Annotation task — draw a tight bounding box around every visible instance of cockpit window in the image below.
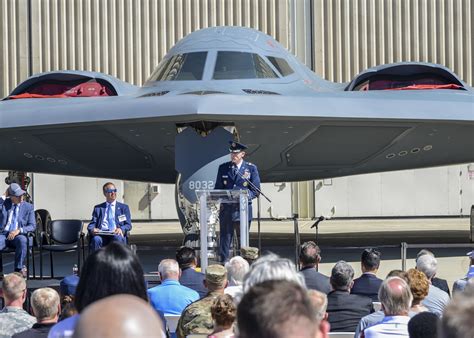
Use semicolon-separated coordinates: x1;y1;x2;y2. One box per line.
267;56;294;76
213;51;278;79
149;52;207;81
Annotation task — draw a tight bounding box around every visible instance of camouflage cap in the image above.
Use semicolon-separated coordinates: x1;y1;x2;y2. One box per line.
241;247;259;260
206;264;227;284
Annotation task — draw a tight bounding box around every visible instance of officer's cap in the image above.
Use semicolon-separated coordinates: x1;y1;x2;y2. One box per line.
241;247;259;260
229;141;248;153
206;264;227;284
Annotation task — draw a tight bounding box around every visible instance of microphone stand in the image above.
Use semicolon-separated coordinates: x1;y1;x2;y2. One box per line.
233;166;272;203
310;216;325;243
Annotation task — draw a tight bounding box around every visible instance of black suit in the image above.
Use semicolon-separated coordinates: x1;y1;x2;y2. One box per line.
300;266;331;294
179;267;207;298
432;277;450;296
327;290;373;332
351;273;383;302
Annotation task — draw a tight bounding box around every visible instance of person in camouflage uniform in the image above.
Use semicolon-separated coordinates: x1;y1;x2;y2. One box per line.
0;272;36;338
176;264;228;338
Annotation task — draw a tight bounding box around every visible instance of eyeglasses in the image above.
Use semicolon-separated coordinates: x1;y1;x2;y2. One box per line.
105;189;117;193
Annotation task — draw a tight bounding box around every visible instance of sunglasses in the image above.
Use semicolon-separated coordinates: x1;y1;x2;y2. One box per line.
105;189;117;193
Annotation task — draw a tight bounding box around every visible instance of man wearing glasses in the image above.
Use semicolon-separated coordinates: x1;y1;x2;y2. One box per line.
87;182;132;251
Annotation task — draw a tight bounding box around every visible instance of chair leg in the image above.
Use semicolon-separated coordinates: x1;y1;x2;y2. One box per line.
0;253;3;276
39;247;43;279
77;246;81;273
31;245;35;279
26;242;29;280
50;251;54;279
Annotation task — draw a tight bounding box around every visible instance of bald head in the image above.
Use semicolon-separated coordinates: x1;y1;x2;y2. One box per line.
73;295;163;338
379;277;413;316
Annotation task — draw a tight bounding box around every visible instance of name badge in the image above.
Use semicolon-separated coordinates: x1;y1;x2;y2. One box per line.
118;215;127;222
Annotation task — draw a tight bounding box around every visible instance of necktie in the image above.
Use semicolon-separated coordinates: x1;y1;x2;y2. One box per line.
107;204;116;231
9;205;19;232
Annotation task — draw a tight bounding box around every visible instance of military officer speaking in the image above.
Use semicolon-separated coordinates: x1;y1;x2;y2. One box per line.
214;141;261;263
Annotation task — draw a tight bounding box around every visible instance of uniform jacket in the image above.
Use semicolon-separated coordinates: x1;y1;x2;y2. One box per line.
214;160;261;201
215;160;261;222
87;201;132;233
176;291;220;338
0;198;36;234
326;290;373;332
351;273;384;302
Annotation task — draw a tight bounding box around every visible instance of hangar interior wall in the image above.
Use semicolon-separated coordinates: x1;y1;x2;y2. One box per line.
0;0;473;220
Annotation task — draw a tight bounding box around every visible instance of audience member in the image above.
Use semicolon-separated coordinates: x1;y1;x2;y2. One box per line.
59;275;79;320
87;182;132;251
363;277;413;337
48;242;148;337
415;254;449;316
12;288;60;338
240;247;259;265
351;248;383;301
72;294;164;338
307;289;328;321
0;272;36;337
242;253;305;295
176;246;207;298
439;285;474;338
299;241;331;294
326;261;372;332
148;259;199;322
406;268;429;313
0;183;36;276
224;256;249;300
407;312;438;338
452;250;474;294
176;264;228;338
355;270;410;337
416;249;450;296
238;280;329;338
208;294;236;338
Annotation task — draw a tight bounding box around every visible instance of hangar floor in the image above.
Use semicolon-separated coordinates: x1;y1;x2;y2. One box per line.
3;217;472;291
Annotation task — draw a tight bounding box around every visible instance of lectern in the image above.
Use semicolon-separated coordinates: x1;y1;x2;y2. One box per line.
196;189;249;271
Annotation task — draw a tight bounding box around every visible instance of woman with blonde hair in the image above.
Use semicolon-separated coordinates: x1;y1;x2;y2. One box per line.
407;268;429;313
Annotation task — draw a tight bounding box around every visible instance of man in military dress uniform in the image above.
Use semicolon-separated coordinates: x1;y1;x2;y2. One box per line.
176;264;228;338
214;141;261;263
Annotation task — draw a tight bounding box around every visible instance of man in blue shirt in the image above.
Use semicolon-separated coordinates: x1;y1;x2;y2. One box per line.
148;259;199;327
214;141;261;263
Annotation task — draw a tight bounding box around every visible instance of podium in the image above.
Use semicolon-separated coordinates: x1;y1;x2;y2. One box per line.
196;189;249;271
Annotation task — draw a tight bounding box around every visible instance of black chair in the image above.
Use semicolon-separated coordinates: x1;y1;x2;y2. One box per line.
0;232;36;279
39;219;85;279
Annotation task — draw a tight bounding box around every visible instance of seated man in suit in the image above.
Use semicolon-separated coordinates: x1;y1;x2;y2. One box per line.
88;182;131;251
326;261;373;332
416;249;450;296
0;183;36;275
176;246;207;298
351;248;384;301
299;241;331;294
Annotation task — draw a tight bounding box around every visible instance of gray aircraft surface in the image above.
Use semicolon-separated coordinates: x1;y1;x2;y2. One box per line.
0;26;473;238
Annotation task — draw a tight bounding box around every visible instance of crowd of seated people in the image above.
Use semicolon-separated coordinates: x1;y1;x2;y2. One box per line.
0;242;473;338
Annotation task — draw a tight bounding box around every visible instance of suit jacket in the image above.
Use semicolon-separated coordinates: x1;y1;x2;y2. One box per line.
215;160;261;222
179;267;207;298
432;277;450;296
87;201;132;234
327;290;373;332
0;198;36;234
351;273;383;302
300;266;332;294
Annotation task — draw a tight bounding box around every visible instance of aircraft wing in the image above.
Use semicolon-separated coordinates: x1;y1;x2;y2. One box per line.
1;89;473;183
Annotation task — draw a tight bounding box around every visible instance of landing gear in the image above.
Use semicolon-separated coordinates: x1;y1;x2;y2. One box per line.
5;171;52;246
